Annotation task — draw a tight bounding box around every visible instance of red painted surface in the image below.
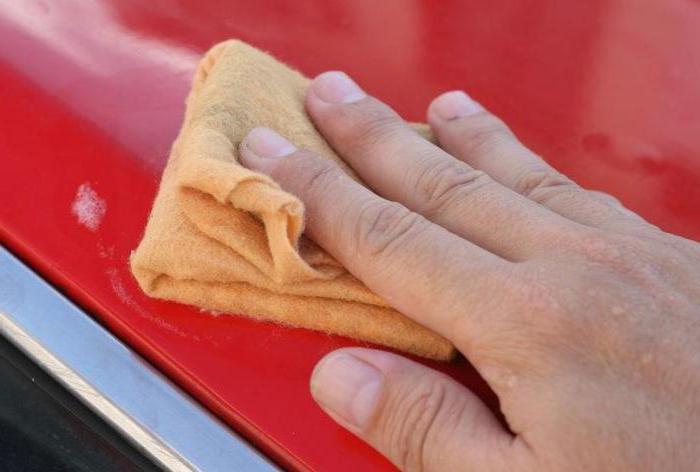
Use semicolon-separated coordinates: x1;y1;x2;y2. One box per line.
1;1;699;470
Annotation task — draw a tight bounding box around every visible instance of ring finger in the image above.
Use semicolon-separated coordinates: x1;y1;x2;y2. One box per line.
426;91;647;232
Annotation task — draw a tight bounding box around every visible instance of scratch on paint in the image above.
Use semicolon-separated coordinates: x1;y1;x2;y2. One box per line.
106;267;189;339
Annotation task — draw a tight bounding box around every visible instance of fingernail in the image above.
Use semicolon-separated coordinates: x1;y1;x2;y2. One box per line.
311;71;366;104
244;127;296;159
310;353;383;428
431;90;483;120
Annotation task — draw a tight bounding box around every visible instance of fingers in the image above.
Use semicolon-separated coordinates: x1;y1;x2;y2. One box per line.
427;91;645;231
304;72;573;261
239;127;509;341
310;348;519;472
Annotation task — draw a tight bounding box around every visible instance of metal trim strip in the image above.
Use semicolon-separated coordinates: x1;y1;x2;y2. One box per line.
0;246;278;472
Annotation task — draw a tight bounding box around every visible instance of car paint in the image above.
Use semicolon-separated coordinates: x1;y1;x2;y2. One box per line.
1;1;699;470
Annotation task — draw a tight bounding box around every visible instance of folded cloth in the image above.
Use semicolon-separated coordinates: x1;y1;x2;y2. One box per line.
130;40;455;360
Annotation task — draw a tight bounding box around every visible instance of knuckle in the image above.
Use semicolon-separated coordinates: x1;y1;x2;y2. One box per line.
383;381;447;472
413;160;492;218
587;190;649;223
570;232;663;285
353;202;425;259
457;113;514;156
514;168;577;204
331;100;403;151
588;189;622;207
576;233;634;269
296;154;343;200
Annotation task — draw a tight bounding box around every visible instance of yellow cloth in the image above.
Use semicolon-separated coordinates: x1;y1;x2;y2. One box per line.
130;40;454;360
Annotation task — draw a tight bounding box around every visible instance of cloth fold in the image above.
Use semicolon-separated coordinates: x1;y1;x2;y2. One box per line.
130;40;454;360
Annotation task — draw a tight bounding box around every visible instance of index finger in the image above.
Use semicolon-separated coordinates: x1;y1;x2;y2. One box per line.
239;127;511;348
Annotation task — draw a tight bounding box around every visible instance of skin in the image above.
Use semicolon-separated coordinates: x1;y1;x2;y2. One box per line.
238;71;700;471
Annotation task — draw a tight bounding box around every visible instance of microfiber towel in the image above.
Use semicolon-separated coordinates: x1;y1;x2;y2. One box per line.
130;40;455;360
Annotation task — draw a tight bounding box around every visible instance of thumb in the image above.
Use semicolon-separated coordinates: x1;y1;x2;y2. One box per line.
310;348;516;471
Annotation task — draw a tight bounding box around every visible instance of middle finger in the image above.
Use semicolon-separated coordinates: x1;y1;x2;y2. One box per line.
305;72;576;261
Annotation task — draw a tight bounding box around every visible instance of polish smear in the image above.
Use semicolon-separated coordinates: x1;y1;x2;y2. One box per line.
71;182;106;231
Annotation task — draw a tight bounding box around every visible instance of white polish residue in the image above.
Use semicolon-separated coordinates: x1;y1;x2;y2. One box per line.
71;183;106;231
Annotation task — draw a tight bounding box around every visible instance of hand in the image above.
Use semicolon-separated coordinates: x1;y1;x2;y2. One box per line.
239;71;700;471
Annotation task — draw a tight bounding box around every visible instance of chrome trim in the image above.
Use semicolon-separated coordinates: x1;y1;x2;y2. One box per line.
0;246;278;472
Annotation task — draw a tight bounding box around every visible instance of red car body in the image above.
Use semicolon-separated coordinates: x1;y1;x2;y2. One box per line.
1;1;699;470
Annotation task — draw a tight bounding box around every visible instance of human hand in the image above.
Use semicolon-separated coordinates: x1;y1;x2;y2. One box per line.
239;71;700;471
